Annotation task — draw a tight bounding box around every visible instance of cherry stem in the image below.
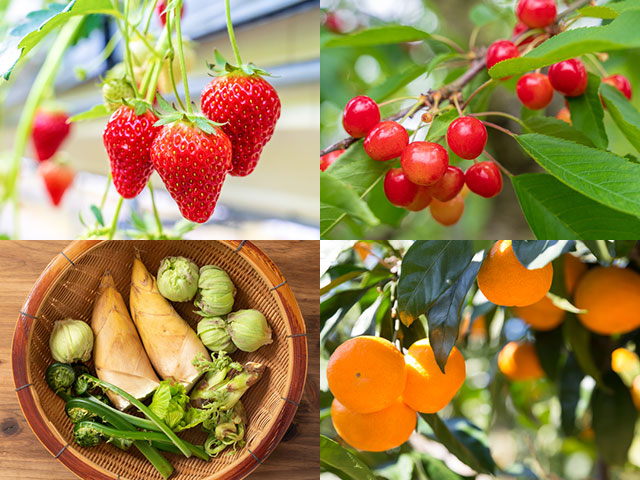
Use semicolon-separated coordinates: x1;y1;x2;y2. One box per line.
431;34;466;54
461;78;493;110
148;182;164;236
469;111;528;131
483;150;514;177
468;26;480;51
399;99;426;124
585;53;608;77
378;96;421;107
481;120;517;138
225;0;243;65
452;95;463;116
108;196;124;240
173;0;192;113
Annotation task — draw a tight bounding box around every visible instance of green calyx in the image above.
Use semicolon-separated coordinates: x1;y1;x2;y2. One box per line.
206;49;272;78
152;94;224;134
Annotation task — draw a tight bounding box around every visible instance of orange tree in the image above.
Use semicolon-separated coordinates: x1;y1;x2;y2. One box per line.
320;0;640;239
320;240;640;479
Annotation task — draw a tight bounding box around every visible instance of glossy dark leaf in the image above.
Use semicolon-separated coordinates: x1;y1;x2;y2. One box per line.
320;436;377;480
559;353;584;436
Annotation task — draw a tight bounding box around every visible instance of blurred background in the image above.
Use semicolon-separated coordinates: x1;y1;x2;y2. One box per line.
0;0;319;239
320;0;640;240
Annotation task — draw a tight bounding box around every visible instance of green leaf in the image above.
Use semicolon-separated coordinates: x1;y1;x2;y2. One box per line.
427;258;483;371
488;11;640;78
368;64;426;102
563;315;605;388
601;82;640;154
513;174;640;239
426;109;459;142
321;143;392;237
397;241;474;327
320;436;377;480
418;454;463;479
534;328;564;381
559;353;584;436
567;74;607;150
469;3;499;26
516;134;640;217
579;1;640;19
375;453;414;480
419;415;495;474
367;178;409;228
323;25;432;48
320;287;373;343
1;0;117;79
68;104;110;122
90;205;104;227
524;116;594;147
424;52;461;77
591;371;638;465
320;172;380;232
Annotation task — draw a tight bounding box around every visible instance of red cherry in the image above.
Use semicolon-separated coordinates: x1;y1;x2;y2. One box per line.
486;40;520;70
603;74;632;100
426;166;465;202
516;73;554;110
401;141;449;186
548;59;588;97
465;162;503;198
430;195;465;226
405;187;432;212
516;0;557;28
446;116;487;160
383;168;419;207
320;149;345;172
556;108;571;124
513;22;534;46
364;121;409;161
342;96;380;138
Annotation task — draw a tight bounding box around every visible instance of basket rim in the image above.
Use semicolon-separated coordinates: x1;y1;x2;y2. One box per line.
11;240;308;480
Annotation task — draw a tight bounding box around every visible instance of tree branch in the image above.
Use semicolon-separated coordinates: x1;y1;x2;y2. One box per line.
320;0;591;157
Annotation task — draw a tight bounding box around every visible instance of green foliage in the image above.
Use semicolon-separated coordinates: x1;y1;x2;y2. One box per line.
567;74;607;150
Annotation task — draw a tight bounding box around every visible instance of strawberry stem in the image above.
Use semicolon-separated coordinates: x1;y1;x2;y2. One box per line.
164;14;187;111
225;0;243;66
143;0;161;34
108;196;124;240
115;0;141;98
147;182;164;236
99;176;112;210
173;0;192;113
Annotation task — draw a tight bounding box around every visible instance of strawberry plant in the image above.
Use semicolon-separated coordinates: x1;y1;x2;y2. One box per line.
320;0;640;240
1;0;281;238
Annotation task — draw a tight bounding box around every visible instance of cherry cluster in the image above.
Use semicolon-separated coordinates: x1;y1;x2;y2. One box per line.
321;0;635;229
492;0;632;122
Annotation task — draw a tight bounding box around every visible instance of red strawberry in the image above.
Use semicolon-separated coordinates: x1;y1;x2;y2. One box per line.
38;160;74;206
32;109;71;162
151;121;232;223
103;105;160;199
157;0;184;27
201;71;281;176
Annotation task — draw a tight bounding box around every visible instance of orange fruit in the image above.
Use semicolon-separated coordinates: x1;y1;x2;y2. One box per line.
401;339;466;413
564;254;587;295
327;336;407;413
512;295;564;331
574;266;640;335
632;377;640;411
611;348;640;374
331;397;416;451
497;341;544;381
353;241;371;262
477;240;553;307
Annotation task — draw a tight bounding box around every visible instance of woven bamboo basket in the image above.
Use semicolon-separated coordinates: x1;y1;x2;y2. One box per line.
12;240;307;480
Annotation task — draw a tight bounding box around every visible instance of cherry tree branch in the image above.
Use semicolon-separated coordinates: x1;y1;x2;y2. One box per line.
320;0;591;157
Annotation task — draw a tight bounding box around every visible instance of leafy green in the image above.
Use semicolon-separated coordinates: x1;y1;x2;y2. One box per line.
149;381;190;430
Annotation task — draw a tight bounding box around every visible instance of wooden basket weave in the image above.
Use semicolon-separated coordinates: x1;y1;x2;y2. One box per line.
12;240;307;480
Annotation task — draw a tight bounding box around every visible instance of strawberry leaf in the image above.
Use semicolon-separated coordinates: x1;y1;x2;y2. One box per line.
90;205;104;226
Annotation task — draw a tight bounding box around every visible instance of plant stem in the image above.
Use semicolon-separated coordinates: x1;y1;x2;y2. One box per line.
378;96;420;107
117;0;141;98
173;1;192;112
462;78;493;110
225;0;243;65
468;111;529;131
483;149;514;177
431;33;465;54
148;181;164;236
482;120;517;138
6;17;84;237
399;100;425;124
144;0;161;33
108;196;123;240
99;176;111;210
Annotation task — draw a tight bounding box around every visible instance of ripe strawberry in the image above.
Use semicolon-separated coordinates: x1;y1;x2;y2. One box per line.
201;59;281;177
38;160;74;206
103;105;160;199
151;120;232;223
32;109;71;162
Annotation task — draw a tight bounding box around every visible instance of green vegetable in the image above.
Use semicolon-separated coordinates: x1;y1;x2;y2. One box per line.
227;310;272;352
73;421;106;448
149;380;190;430
72;364;90;395
80;374;192;458
157;256;199;302
194;266;236;316
45;362;75;394
49;319;94;363
197;317;236;353
203;401;246;456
